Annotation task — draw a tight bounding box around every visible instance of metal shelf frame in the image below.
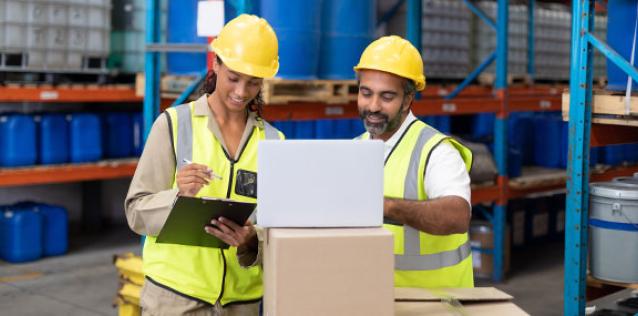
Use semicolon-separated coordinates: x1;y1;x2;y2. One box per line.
565;1;638;315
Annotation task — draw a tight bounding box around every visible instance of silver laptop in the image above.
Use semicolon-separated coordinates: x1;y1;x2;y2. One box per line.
257;140;384;227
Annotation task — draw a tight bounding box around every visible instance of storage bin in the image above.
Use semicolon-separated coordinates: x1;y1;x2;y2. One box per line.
0;205;42;263
69;113;102;163
0;114;37;167
38;114;69;164
103;112;133;158
589;182;638;283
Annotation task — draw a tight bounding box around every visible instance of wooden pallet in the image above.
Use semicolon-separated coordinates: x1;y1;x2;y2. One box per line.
477;73;533;86
509;167;566;190
135;73;201;97
562;89;638;126
586;275;638;301
261;79;358;105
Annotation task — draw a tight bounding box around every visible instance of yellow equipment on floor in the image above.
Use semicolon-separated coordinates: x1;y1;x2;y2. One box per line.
113;253;143;316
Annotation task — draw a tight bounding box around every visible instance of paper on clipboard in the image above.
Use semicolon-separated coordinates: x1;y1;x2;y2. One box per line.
155;196;256;249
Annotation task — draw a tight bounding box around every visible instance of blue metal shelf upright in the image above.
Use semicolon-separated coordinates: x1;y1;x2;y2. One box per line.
408;0;511;282
565;1;638;315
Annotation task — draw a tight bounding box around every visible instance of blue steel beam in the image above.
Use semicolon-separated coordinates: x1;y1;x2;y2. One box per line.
406;0;422;51
448;1;499;99
463;0;497;30
564;1;594;315
172;69;208;106
527;0;535;79
491;0;509;283
144;0;160;140
446;52;496;99
586;33;638;83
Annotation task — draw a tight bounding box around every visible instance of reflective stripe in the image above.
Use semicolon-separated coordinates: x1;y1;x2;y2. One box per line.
403;125;438;200
175;104;193;170
395;124;471;271
395;239;472;270
262;121;279;140
401;126;437;257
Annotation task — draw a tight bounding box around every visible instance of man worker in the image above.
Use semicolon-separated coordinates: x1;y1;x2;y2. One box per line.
354;35;474;288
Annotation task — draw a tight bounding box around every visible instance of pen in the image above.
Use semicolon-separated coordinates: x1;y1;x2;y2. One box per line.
182;159;223;180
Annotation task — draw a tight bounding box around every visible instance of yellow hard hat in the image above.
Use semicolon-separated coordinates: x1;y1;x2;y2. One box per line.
210;14;279;78
354;35;426;91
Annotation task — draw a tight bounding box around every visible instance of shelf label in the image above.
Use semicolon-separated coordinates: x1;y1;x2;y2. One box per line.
40;91;59;100
539;100;551;109
442;103;457;113
325;106;344;116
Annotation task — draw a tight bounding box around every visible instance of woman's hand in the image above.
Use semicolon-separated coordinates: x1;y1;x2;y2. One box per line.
176;163;212;197
205;218;257;249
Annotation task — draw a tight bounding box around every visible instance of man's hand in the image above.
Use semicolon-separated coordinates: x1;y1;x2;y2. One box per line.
176;163;212;197
205;218;257;249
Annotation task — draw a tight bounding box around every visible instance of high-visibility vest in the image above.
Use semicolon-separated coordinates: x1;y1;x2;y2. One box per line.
143;102;283;305
360;119;474;288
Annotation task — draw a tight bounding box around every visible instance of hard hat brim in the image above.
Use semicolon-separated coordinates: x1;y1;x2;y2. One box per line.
353;65;426;91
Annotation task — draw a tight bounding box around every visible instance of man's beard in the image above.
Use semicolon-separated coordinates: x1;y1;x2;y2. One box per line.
360;106;404;137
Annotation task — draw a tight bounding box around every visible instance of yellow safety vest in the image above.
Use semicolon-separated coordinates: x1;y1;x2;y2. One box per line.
143;102;283;306
359;119;474;288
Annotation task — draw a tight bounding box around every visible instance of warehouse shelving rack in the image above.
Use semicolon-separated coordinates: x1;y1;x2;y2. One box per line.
140;0;637;285
564;1;638;315
0;85;141;185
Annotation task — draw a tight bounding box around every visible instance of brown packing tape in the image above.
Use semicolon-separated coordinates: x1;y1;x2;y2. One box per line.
394;287;513;302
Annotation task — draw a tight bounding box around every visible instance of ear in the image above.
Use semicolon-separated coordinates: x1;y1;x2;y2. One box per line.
402;93;414;113
212;57;221;74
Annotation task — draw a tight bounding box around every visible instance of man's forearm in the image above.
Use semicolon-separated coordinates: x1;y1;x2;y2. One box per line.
384;196;471;235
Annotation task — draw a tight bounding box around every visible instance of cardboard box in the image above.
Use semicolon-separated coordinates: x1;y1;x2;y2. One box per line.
470;221;511;279
394;287;529;315
263;228;394;316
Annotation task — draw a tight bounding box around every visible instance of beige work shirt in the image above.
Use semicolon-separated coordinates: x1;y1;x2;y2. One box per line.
124;94;262;266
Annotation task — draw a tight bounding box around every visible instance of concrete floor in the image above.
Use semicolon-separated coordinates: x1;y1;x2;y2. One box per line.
0;224;566;315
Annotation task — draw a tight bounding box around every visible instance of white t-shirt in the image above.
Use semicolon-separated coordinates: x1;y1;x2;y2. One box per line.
383;112;471;206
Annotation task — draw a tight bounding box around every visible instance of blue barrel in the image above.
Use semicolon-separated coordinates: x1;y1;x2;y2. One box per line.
261;0;323;79
0;206;42;263
167;0;207;74
69;114;102;163
472;113;495;140
132;112;144;156
103;113;133;158
315;119;337;139
508;146;522;178
509;112;534;165
271;120;295;138
294;121;317;139
38;114;69;165
350;118;365;136
602;144;626;166
225;0;260;22
0;114;36;167
533;115;563;168
39;204;68;257
319;0;375;79
607;1;638;91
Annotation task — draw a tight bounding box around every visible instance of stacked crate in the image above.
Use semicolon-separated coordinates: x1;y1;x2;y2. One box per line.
109;0;167;73
421;0;471;79
534;5;571;81
0;0;111;72
474;1;529;78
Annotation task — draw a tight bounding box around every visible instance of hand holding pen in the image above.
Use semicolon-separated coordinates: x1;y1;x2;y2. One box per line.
176;159;223;197
182;159;223;180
